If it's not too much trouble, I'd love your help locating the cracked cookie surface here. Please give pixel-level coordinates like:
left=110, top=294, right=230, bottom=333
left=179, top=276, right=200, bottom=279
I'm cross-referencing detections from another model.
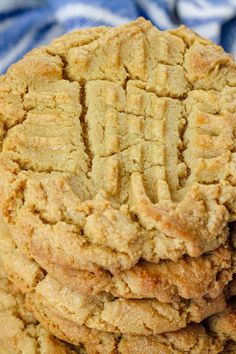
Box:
left=1, top=203, right=234, bottom=302
left=0, top=218, right=228, bottom=337
left=0, top=19, right=236, bottom=339
left=207, top=301, right=236, bottom=343
left=0, top=258, right=84, bottom=354
left=0, top=228, right=224, bottom=353
left=0, top=19, right=235, bottom=283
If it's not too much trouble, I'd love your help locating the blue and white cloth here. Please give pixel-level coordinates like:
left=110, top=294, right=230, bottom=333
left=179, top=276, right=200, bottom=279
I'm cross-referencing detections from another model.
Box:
left=0, top=0, right=236, bottom=74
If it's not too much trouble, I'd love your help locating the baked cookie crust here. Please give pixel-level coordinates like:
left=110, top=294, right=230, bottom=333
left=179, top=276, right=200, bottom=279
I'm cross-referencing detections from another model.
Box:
left=0, top=19, right=235, bottom=281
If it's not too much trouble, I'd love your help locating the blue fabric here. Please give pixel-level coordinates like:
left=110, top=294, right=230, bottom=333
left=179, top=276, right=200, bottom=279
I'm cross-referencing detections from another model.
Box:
left=0, top=0, right=235, bottom=74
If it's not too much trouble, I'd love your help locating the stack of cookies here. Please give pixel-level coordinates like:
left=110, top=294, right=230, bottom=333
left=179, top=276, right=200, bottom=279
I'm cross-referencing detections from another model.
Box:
left=0, top=17, right=236, bottom=353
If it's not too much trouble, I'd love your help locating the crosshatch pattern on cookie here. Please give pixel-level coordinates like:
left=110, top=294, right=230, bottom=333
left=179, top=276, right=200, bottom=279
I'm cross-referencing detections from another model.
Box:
left=0, top=18, right=235, bottom=279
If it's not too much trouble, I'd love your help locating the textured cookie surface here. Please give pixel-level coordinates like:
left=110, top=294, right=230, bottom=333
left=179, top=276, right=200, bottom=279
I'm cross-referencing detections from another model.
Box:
left=30, top=222, right=234, bottom=301
left=2, top=211, right=233, bottom=302
left=0, top=18, right=235, bottom=288
left=27, top=292, right=223, bottom=354
left=0, top=235, right=223, bottom=354
left=0, top=259, right=83, bottom=354
left=0, top=218, right=229, bottom=337
left=0, top=19, right=236, bottom=339
left=207, top=301, right=236, bottom=342
left=32, top=274, right=227, bottom=335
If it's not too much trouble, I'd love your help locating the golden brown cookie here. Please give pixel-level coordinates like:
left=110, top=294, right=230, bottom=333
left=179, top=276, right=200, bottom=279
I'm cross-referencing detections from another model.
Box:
left=27, top=293, right=223, bottom=354
left=0, top=18, right=236, bottom=348
left=2, top=283, right=231, bottom=354
left=0, top=218, right=229, bottom=337
left=31, top=274, right=226, bottom=335
left=2, top=234, right=227, bottom=336
left=0, top=259, right=83, bottom=354
left=207, top=301, right=236, bottom=342
left=0, top=233, right=224, bottom=354
left=0, top=19, right=235, bottom=286
left=34, top=242, right=234, bottom=301
left=1, top=231, right=226, bottom=335
left=0, top=211, right=233, bottom=303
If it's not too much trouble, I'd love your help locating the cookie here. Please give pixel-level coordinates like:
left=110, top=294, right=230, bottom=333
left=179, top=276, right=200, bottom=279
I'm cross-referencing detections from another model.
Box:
left=27, top=294, right=223, bottom=354
left=0, top=221, right=226, bottom=335
left=2, top=230, right=227, bottom=336
left=0, top=218, right=228, bottom=336
left=207, top=301, right=236, bottom=342
left=0, top=231, right=224, bottom=354
left=0, top=17, right=236, bottom=349
left=0, top=270, right=227, bottom=354
left=0, top=19, right=235, bottom=287
left=0, top=214, right=233, bottom=303
left=31, top=274, right=226, bottom=336
left=32, top=241, right=235, bottom=301
left=0, top=259, right=83, bottom=354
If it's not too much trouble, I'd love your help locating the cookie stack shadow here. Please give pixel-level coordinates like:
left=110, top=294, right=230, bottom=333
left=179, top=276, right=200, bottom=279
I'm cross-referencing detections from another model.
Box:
left=0, top=17, right=236, bottom=353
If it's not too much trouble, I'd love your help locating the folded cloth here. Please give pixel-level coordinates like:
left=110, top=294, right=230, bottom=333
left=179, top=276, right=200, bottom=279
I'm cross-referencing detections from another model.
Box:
left=0, top=0, right=235, bottom=73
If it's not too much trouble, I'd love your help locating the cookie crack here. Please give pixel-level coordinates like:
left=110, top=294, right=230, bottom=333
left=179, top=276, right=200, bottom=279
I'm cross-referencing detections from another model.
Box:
left=79, top=82, right=92, bottom=173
